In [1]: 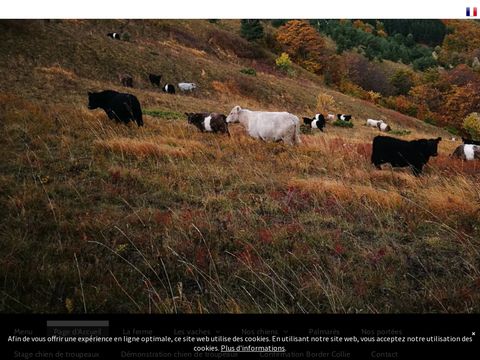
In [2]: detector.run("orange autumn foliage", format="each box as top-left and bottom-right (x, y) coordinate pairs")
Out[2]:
(276, 20), (326, 74)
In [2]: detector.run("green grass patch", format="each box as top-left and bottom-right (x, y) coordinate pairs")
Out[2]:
(143, 109), (185, 120)
(445, 126), (460, 136)
(240, 67), (257, 76)
(390, 129), (412, 136)
(332, 120), (354, 128)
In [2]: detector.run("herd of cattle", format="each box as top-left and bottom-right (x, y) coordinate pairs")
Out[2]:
(107, 31), (197, 94)
(87, 86), (480, 176)
(119, 72), (196, 95)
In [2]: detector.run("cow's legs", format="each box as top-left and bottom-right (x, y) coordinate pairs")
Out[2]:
(411, 164), (423, 177)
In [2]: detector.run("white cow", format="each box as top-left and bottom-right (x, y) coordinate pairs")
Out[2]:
(226, 105), (301, 145)
(178, 82), (197, 91)
(366, 119), (384, 128)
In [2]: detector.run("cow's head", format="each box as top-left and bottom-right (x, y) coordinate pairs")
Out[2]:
(185, 112), (204, 124)
(423, 137), (442, 157)
(87, 91), (99, 110)
(226, 106), (242, 123)
(185, 112), (194, 123)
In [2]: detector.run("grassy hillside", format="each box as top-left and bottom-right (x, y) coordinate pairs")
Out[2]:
(1, 20), (479, 313)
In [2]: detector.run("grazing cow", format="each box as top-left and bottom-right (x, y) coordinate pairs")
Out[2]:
(302, 114), (326, 132)
(226, 105), (301, 145)
(185, 112), (230, 135)
(163, 84), (175, 94)
(462, 137), (480, 146)
(87, 90), (143, 127)
(178, 82), (197, 92)
(452, 144), (480, 160)
(148, 74), (162, 87)
(120, 74), (133, 88)
(337, 114), (352, 121)
(107, 32), (121, 40)
(371, 135), (441, 176)
(366, 119), (384, 128)
(377, 122), (391, 132)
(327, 113), (335, 121)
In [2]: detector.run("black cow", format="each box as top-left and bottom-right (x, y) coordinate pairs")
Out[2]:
(185, 112), (230, 135)
(107, 32), (121, 40)
(148, 74), (162, 87)
(119, 74), (133, 88)
(163, 84), (175, 94)
(462, 137), (480, 146)
(337, 114), (352, 121)
(88, 90), (143, 127)
(302, 114), (326, 132)
(371, 136), (441, 176)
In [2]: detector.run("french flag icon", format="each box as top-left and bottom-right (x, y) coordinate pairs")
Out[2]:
(466, 7), (478, 16)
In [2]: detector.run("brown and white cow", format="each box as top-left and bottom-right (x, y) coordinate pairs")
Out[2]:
(185, 112), (230, 135)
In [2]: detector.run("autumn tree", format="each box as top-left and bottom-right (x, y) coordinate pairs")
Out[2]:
(323, 54), (346, 86)
(442, 20), (480, 56)
(390, 69), (415, 95)
(441, 83), (480, 128)
(344, 52), (395, 95)
(441, 64), (480, 87)
(276, 20), (326, 74)
(409, 84), (443, 113)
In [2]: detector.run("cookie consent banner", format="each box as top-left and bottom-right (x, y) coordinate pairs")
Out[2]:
(2, 315), (478, 359)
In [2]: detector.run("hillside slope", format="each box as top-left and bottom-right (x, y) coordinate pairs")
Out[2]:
(0, 20), (479, 313)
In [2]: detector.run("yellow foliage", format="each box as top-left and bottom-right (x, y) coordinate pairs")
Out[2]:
(316, 93), (335, 113)
(462, 112), (480, 140)
(275, 52), (293, 73)
(367, 91), (381, 104)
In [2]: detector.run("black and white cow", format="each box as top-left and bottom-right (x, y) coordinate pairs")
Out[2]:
(452, 144), (480, 160)
(88, 90), (143, 127)
(371, 135), (441, 176)
(462, 137), (480, 146)
(376, 122), (391, 132)
(120, 74), (133, 88)
(302, 114), (326, 132)
(163, 84), (175, 94)
(185, 112), (230, 135)
(337, 114), (352, 121)
(107, 32), (121, 40)
(148, 74), (162, 87)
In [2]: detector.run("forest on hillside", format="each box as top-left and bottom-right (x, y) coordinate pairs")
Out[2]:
(248, 19), (480, 138)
